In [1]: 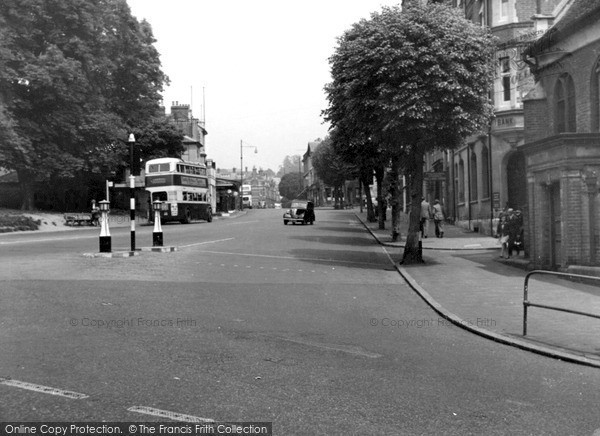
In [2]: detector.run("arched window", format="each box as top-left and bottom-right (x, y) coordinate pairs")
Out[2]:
(555, 74), (577, 133)
(470, 149), (478, 201)
(481, 145), (490, 198)
(592, 58), (600, 132)
(458, 159), (465, 203)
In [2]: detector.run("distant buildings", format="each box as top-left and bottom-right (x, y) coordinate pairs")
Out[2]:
(215, 166), (279, 209)
(303, 140), (325, 205)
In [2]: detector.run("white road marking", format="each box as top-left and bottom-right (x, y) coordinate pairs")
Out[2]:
(0, 379), (88, 399)
(128, 406), (213, 423)
(180, 238), (234, 248)
(225, 220), (260, 225)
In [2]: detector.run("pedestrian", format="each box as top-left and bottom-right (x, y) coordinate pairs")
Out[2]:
(91, 199), (100, 226)
(432, 199), (444, 238)
(507, 209), (523, 257)
(420, 197), (432, 238)
(496, 214), (510, 259)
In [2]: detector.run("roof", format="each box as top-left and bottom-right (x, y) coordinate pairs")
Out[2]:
(528, 0), (600, 55)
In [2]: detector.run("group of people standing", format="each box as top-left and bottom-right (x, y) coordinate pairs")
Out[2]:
(496, 208), (524, 259)
(420, 197), (444, 239)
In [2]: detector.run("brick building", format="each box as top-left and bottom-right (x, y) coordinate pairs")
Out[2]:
(303, 140), (328, 206)
(428, 0), (563, 237)
(521, 0), (600, 271)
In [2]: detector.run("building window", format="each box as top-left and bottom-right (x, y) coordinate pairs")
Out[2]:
(479, 3), (485, 26)
(555, 74), (576, 133)
(470, 149), (478, 201)
(500, 0), (509, 19)
(500, 57), (511, 103)
(481, 145), (489, 198)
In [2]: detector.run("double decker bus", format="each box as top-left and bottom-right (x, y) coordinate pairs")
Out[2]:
(145, 157), (213, 223)
(241, 184), (252, 209)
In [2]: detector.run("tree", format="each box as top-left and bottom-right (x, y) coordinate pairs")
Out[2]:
(278, 172), (304, 201)
(0, 0), (169, 210)
(277, 155), (302, 177)
(312, 136), (354, 209)
(324, 3), (495, 262)
(328, 127), (386, 225)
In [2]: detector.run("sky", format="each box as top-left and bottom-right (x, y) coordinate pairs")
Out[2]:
(126, 0), (402, 172)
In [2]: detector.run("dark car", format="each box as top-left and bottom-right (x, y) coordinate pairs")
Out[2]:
(283, 200), (315, 225)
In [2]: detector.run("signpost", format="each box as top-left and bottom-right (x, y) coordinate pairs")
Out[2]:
(424, 171), (446, 181)
(493, 192), (501, 210)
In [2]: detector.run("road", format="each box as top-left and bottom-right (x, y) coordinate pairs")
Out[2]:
(1, 208), (599, 435)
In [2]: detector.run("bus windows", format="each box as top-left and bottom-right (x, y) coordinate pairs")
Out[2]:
(149, 163), (171, 173)
(152, 191), (168, 201)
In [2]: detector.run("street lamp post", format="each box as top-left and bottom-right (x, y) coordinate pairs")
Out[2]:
(152, 200), (165, 247)
(98, 200), (111, 253)
(240, 140), (258, 210)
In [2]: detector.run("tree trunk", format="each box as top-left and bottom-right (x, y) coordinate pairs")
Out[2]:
(375, 165), (385, 230)
(17, 169), (35, 211)
(401, 150), (425, 264)
(361, 173), (376, 222)
(389, 155), (402, 242)
(358, 179), (363, 213)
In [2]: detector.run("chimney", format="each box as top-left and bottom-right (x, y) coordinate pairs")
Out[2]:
(171, 102), (191, 121)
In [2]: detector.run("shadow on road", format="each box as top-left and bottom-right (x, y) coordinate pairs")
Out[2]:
(289, 235), (375, 246)
(288, 247), (397, 270)
(312, 226), (367, 234)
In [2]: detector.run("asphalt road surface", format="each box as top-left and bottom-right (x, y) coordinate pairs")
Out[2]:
(1, 208), (599, 435)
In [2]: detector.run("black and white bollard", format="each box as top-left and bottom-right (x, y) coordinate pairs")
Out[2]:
(129, 174), (136, 251)
(98, 200), (111, 252)
(152, 200), (164, 247)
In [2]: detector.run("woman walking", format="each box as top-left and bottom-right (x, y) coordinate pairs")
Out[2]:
(496, 214), (510, 259)
(432, 199), (444, 238)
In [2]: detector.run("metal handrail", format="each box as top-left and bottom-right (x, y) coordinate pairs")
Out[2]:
(523, 270), (600, 336)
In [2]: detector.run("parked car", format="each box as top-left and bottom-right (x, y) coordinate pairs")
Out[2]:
(274, 202), (282, 209)
(283, 200), (315, 225)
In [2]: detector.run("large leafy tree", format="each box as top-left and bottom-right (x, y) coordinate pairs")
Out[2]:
(312, 136), (353, 209)
(324, 2), (495, 262)
(329, 127), (387, 225)
(278, 172), (304, 202)
(277, 155), (302, 177)
(0, 0), (169, 209)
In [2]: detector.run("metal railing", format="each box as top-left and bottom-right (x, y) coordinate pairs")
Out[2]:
(523, 270), (600, 336)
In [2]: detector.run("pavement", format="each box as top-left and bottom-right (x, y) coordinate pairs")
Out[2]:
(2, 209), (248, 234)
(355, 210), (600, 368)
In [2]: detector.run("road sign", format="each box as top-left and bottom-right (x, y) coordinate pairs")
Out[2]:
(424, 171), (446, 181)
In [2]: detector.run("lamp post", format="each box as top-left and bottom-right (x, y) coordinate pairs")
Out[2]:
(128, 133), (136, 252)
(98, 200), (111, 253)
(240, 140), (258, 210)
